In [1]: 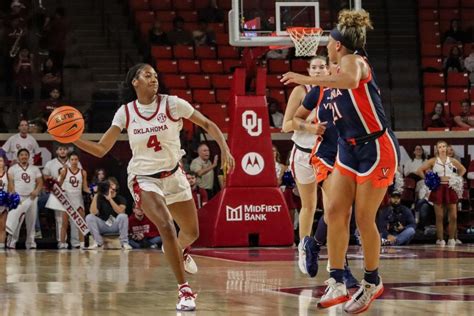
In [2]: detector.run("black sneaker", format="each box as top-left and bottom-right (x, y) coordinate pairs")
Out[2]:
(304, 236), (320, 278)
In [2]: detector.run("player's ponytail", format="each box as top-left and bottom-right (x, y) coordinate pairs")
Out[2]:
(333, 9), (373, 51)
(119, 63), (148, 104)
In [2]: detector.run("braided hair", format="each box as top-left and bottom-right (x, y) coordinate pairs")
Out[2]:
(119, 63), (149, 104)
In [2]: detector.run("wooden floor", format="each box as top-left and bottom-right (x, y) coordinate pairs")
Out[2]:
(0, 245), (473, 315)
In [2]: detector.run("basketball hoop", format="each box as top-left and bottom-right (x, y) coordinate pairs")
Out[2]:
(287, 27), (323, 57)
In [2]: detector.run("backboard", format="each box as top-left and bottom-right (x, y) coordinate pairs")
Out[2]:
(229, 0), (362, 47)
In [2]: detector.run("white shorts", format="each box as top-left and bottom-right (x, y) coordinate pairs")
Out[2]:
(289, 145), (316, 185)
(128, 168), (192, 205)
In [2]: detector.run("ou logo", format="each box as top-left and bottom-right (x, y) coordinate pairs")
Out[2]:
(70, 175), (79, 187)
(242, 110), (262, 137)
(21, 173), (31, 183)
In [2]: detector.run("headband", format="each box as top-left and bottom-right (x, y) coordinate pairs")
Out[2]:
(330, 28), (357, 51)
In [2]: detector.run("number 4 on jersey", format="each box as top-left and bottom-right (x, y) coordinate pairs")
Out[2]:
(147, 135), (162, 152)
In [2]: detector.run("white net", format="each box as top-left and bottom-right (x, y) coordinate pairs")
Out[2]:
(287, 27), (323, 57)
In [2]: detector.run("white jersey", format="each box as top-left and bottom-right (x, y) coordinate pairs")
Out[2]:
(43, 158), (81, 179)
(112, 95), (194, 175)
(291, 85), (317, 149)
(0, 169), (8, 191)
(2, 133), (40, 164)
(433, 157), (457, 178)
(8, 163), (42, 196)
(62, 168), (83, 194)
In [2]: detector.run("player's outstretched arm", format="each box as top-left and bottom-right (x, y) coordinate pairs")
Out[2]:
(293, 105), (327, 135)
(188, 110), (235, 174)
(73, 126), (121, 158)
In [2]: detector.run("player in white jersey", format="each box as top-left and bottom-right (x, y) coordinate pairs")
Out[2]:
(72, 63), (234, 311)
(7, 149), (43, 249)
(281, 56), (329, 275)
(57, 152), (90, 249)
(43, 143), (82, 247)
(2, 119), (40, 164)
(0, 156), (8, 249)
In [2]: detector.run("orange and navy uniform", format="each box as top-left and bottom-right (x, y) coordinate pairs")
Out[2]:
(302, 86), (338, 184)
(332, 57), (400, 188)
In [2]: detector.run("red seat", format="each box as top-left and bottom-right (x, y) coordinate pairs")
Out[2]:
(424, 101), (450, 114)
(422, 32), (441, 44)
(151, 45), (173, 59)
(177, 10), (198, 22)
(447, 72), (469, 87)
(418, 0), (438, 9)
(267, 59), (291, 73)
(439, 0), (459, 8)
(421, 57), (443, 70)
(471, 87), (474, 100)
(150, 0), (171, 10)
(209, 23), (226, 33)
(173, 45), (194, 59)
(451, 101), (474, 116)
(440, 9), (460, 20)
(135, 10), (155, 23)
(419, 21), (440, 35)
(216, 33), (229, 45)
(178, 60), (201, 73)
(194, 0), (209, 9)
(195, 46), (217, 59)
(421, 43), (442, 57)
(461, 9), (474, 29)
(423, 72), (445, 86)
(199, 106), (229, 130)
(439, 20), (452, 34)
(400, 189), (415, 205)
(139, 22), (153, 41)
(217, 46), (240, 59)
(201, 60), (224, 73)
(447, 88), (469, 102)
(217, 0), (232, 10)
(156, 59), (178, 73)
(129, 0), (150, 11)
(223, 59), (241, 73)
(442, 43), (462, 57)
(169, 89), (193, 102)
(268, 89), (287, 106)
(188, 75), (212, 88)
(163, 74), (187, 88)
(291, 59), (308, 72)
(211, 74), (233, 88)
(215, 89), (231, 103)
(424, 88), (446, 101)
(462, 0), (474, 7)
(193, 89), (216, 103)
(155, 11), (176, 22)
(197, 103), (227, 115)
(267, 75), (284, 88)
(173, 0), (193, 10)
(451, 127), (471, 131)
(419, 9), (439, 20)
(404, 177), (416, 189)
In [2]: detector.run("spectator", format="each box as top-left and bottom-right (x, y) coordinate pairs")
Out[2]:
(444, 45), (464, 73)
(377, 192), (416, 246)
(190, 143), (217, 198)
(128, 205), (161, 249)
(85, 177), (131, 250)
(447, 145), (461, 161)
(268, 99), (284, 128)
(148, 20), (169, 45)
(272, 144), (286, 186)
(167, 16), (193, 45)
(423, 101), (451, 129)
(2, 119), (40, 164)
(464, 43), (474, 85)
(453, 100), (474, 128)
(415, 182), (435, 232)
(14, 48), (34, 105)
(90, 168), (107, 194)
(192, 20), (216, 46)
(186, 171), (208, 209)
(443, 19), (467, 44)
(39, 88), (62, 123)
(46, 7), (69, 68)
(197, 0), (224, 23)
(40, 58), (61, 97)
(402, 145), (427, 178)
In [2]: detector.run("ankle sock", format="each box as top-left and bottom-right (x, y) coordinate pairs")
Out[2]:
(364, 268), (380, 285)
(330, 269), (345, 283)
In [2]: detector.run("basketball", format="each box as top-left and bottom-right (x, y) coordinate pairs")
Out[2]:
(47, 106), (84, 143)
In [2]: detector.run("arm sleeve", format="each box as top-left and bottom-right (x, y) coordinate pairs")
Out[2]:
(302, 86), (322, 111)
(190, 159), (200, 172)
(111, 105), (127, 130)
(170, 97), (195, 119)
(32, 138), (40, 155)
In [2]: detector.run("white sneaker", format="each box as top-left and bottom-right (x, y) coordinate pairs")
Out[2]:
(58, 243), (68, 249)
(436, 240), (446, 247)
(176, 284), (196, 311)
(317, 278), (351, 309)
(88, 242), (103, 250)
(80, 242), (86, 249)
(122, 243), (132, 250)
(26, 243), (37, 250)
(455, 239), (462, 245)
(183, 247), (198, 274)
(344, 279), (384, 314)
(298, 239), (308, 274)
(447, 239), (456, 247)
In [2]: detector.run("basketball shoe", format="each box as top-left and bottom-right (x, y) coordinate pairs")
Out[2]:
(298, 238), (308, 274)
(176, 283), (196, 311)
(183, 247), (198, 274)
(317, 278), (351, 309)
(344, 279), (384, 314)
(436, 239), (446, 246)
(303, 236), (320, 277)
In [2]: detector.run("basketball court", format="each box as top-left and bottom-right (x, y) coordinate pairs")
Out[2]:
(1, 245), (473, 315)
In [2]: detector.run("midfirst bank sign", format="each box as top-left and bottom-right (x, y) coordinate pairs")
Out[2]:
(226, 204), (282, 222)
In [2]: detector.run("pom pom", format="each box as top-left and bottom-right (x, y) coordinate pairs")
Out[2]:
(448, 175), (464, 199)
(44, 177), (58, 192)
(8, 192), (20, 210)
(0, 190), (8, 207)
(282, 170), (295, 188)
(424, 171), (441, 191)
